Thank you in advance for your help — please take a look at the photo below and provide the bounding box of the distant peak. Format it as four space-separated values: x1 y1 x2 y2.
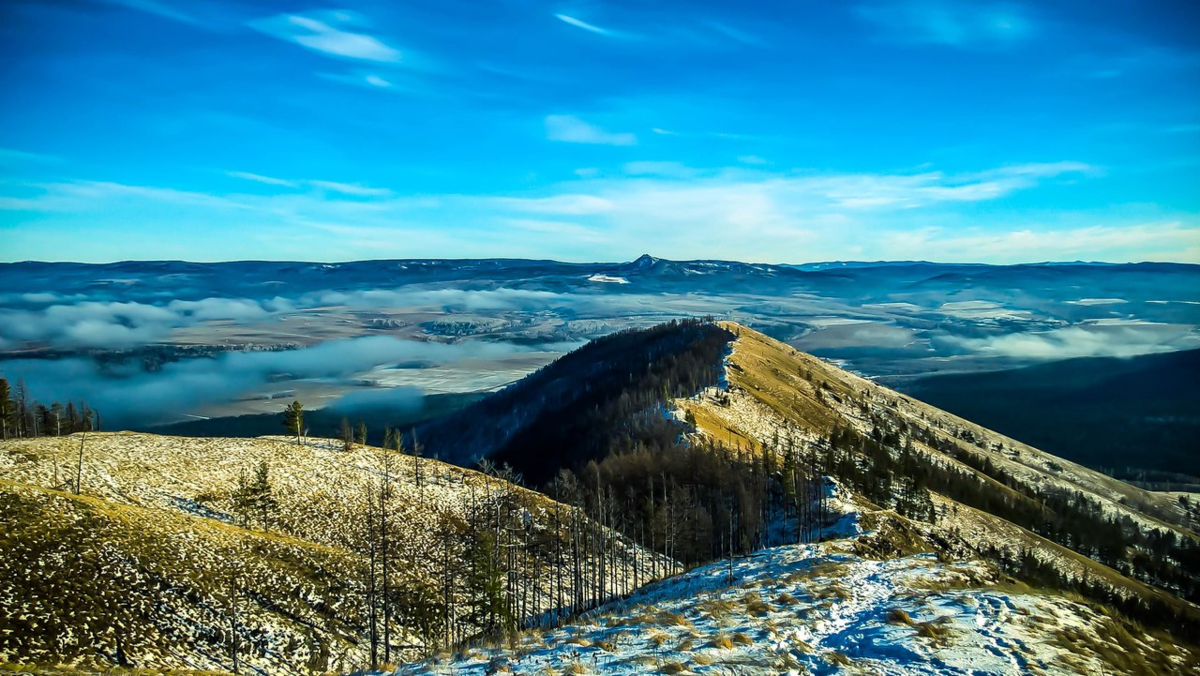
631 253 659 268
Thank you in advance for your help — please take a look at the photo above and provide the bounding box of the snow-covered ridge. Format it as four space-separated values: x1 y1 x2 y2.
388 512 1196 675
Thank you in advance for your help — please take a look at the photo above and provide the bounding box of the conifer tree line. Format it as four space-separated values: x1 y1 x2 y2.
829 389 1200 639
854 398 1200 604
0 377 99 440
321 423 674 669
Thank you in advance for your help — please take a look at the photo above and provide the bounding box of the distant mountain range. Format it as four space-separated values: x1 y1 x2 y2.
2 256 1197 302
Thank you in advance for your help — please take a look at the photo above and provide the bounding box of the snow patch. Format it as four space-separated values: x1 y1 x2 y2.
588 274 630 284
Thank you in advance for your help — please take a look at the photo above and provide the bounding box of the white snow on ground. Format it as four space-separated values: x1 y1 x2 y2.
588 274 630 284
386 521 1158 676
1064 298 1127 306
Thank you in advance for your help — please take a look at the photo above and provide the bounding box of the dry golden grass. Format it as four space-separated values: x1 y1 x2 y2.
679 402 755 448
742 591 772 616
656 611 693 628
697 597 735 619
887 608 914 625
712 323 848 433
0 665 230 676
916 621 949 640
658 662 687 674
707 635 734 650
826 651 852 667
731 632 753 646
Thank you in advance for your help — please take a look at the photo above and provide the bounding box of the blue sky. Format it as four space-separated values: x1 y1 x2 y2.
1 0 1197 263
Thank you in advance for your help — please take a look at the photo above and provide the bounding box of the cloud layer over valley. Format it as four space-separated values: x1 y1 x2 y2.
1 258 1196 427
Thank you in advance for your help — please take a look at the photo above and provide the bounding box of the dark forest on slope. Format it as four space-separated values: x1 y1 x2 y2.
415 318 737 484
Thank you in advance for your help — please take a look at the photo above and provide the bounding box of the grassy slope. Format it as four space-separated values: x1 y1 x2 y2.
0 481 365 675
682 323 1199 620
0 433 669 674
2 432 588 555
702 323 1194 536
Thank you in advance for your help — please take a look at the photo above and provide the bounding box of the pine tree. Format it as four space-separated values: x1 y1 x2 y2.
49 402 63 436
231 461 277 529
341 417 354 451
465 529 512 636
0 378 11 440
65 402 79 434
231 468 254 527
282 400 304 445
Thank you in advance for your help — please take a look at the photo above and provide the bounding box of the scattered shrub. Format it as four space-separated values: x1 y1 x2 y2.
887 608 914 625
708 635 734 649
826 651 852 666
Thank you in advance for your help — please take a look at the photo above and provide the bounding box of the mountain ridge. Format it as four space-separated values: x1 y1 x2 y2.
3 320 1199 674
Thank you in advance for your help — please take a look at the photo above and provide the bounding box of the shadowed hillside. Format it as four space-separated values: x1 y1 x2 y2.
903 349 1200 481
416 318 736 484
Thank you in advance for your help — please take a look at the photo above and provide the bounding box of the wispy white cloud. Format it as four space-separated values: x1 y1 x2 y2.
100 0 200 26
546 115 637 146
856 1 1034 48
554 13 630 39
812 161 1095 208
506 218 609 244
308 180 393 197
0 148 61 165
1073 46 1200 80
252 12 401 63
6 161 1192 265
0 180 241 212
623 161 698 178
480 160 1159 262
225 171 297 187
706 21 766 47
316 70 417 92
878 221 1200 264
494 194 615 215
1166 124 1200 134
224 172 391 197
949 324 1193 359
